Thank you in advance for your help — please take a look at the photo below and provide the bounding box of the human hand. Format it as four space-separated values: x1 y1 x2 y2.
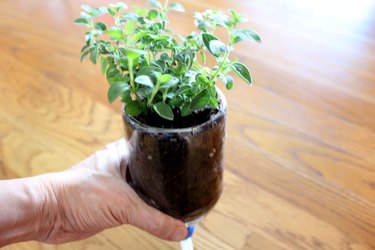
34 138 187 244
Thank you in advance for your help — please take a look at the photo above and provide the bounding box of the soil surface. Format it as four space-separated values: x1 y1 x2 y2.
135 107 219 128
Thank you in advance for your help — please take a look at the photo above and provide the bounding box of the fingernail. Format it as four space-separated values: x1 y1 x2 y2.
185 225 195 239
171 225 188 241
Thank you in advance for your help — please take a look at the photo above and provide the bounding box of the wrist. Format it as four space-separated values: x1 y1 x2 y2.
31 173 60 243
0 177 45 246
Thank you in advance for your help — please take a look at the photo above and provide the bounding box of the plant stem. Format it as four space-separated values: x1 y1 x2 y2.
162 0 169 30
147 78 160 106
89 18 94 30
128 62 138 99
163 91 167 102
164 0 169 10
147 50 152 65
209 51 229 83
115 10 120 27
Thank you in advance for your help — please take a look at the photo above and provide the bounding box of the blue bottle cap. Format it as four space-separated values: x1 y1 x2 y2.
185 225 195 239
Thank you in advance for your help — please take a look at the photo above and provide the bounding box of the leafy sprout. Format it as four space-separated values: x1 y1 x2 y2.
74 0 261 121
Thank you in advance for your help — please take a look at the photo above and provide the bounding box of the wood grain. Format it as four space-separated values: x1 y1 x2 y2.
1 0 375 249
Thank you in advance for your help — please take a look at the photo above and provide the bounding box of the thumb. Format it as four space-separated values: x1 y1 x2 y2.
126 189 188 241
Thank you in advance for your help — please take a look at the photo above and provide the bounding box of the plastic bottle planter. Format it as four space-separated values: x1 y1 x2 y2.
123 90 227 222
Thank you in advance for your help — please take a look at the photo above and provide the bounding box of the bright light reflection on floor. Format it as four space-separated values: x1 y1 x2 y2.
294 0 374 26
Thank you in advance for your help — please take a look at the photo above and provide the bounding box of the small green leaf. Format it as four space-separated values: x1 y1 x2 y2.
125 20 135 35
116 2 128 9
180 102 192 117
80 49 90 62
121 90 132 104
74 17 89 26
108 82 130 103
223 75 234 90
131 31 151 43
173 62 187 75
148 9 159 19
80 11 92 19
191 89 210 111
80 44 89 53
122 12 138 20
135 75 154 88
229 9 248 24
153 102 174 120
208 85 217 97
125 101 143 117
209 96 219 108
147 0 163 9
89 47 98 64
100 57 107 75
106 64 121 80
109 2 128 11
134 6 148 16
90 29 101 37
160 77 179 89
136 66 162 78
95 22 107 31
85 33 93 44
126 49 142 67
176 85 191 95
119 18 127 25
196 74 209 84
230 62 252 85
193 12 209 32
98 7 109 13
165 92 175 99
160 53 171 61
81 4 92 12
169 3 185 12
209 40 227 57
209 13 231 27
169 95 183 107
81 5 102 17
202 33 220 56
159 74 172 83
105 28 123 40
232 29 261 44
107 7 116 16
153 23 163 32
137 17 146 24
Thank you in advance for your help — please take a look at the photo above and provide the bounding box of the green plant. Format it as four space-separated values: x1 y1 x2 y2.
74 1 261 121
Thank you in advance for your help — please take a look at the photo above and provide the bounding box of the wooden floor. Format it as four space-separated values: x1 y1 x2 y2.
1 0 375 249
